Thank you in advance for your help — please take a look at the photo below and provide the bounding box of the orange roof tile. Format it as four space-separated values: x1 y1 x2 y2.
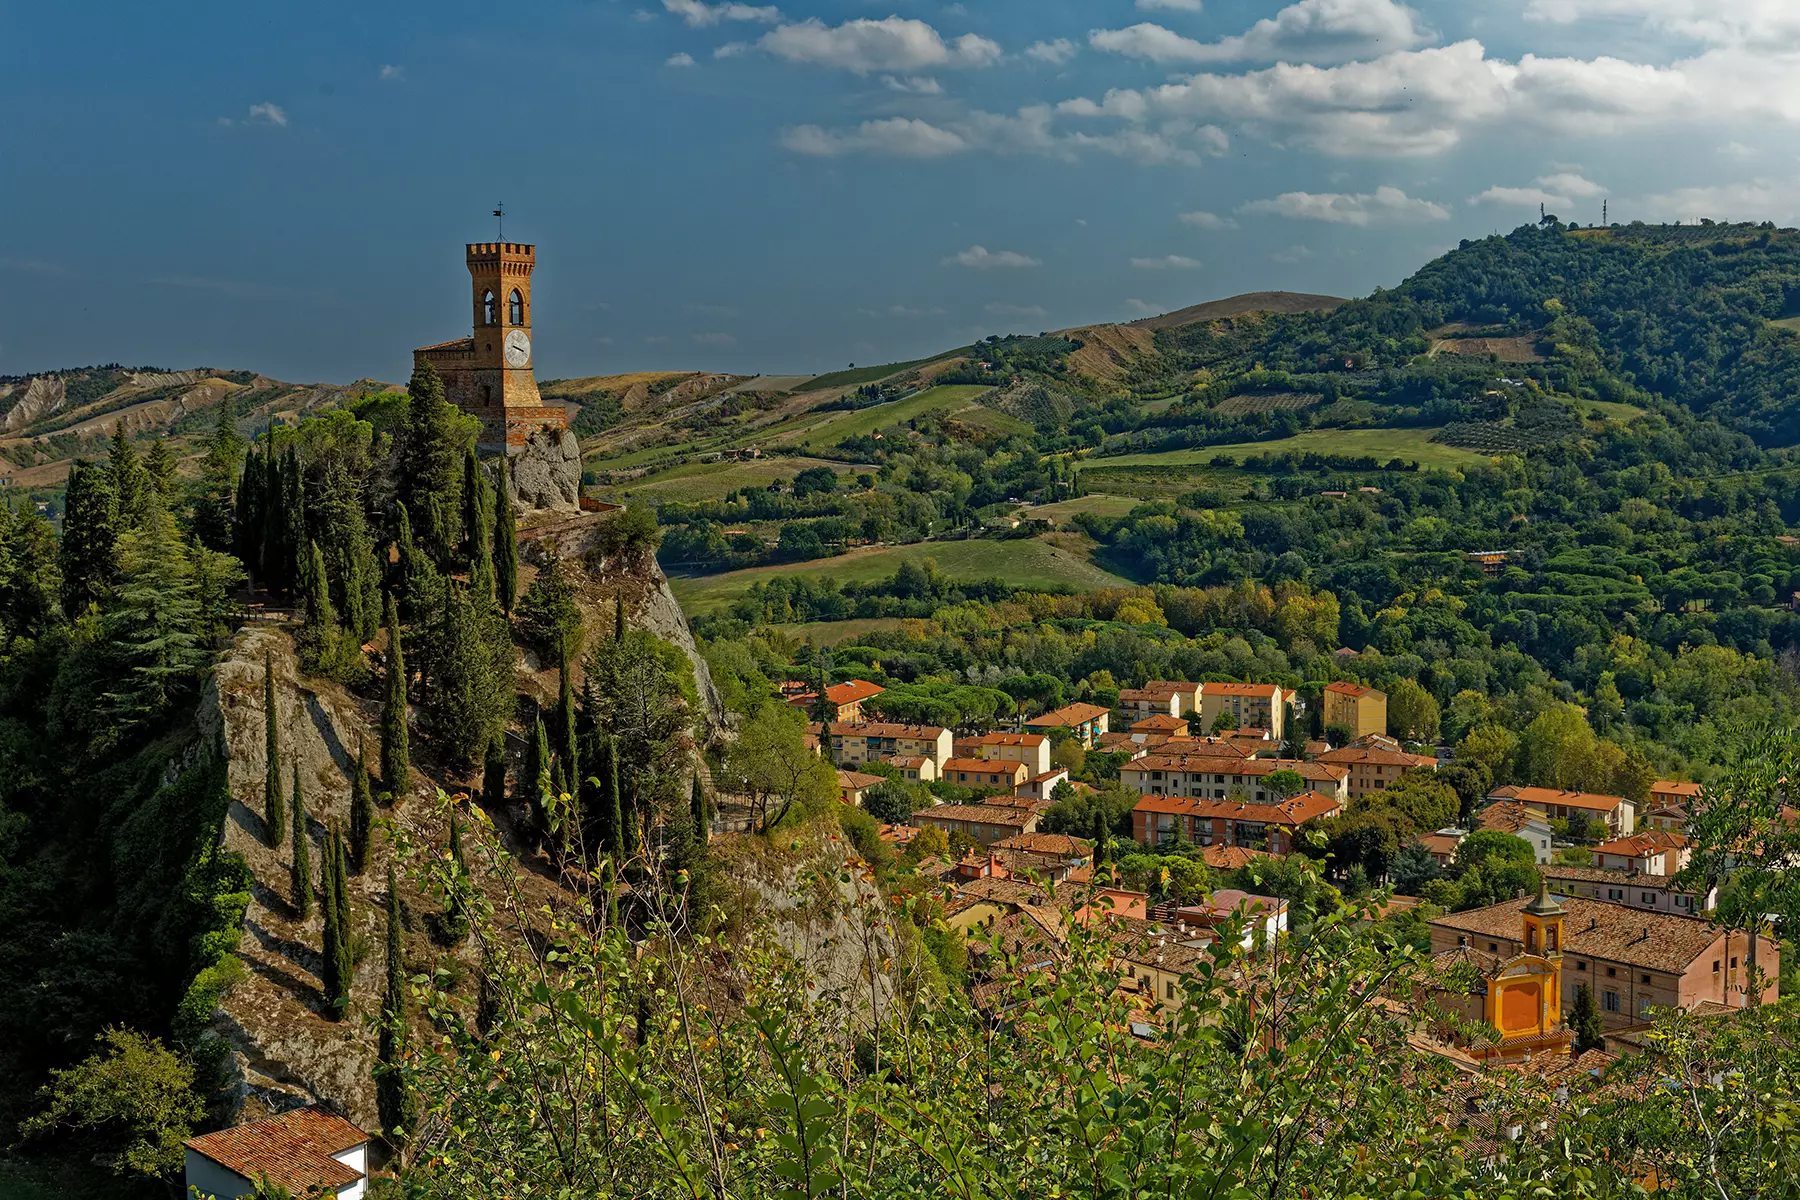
1026 701 1110 726
1489 785 1628 813
975 731 1048 747
1323 680 1379 698
185 1107 367 1196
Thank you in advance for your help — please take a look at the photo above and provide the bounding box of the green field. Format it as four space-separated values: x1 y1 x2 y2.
1098 427 1494 471
767 617 911 644
787 385 1001 450
1576 399 1646 421
1028 494 1145 521
804 351 967 392
670 535 1132 614
604 455 858 504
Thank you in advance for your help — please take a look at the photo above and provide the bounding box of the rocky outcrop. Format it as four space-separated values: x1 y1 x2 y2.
3 375 66 432
508 427 582 512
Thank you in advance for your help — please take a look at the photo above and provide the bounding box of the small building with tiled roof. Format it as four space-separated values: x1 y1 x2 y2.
913 802 1041 846
881 753 937 783
1315 742 1438 799
1118 687 1181 721
1120 753 1348 806
1013 767 1070 803
184 1106 369 1200
1197 844 1276 870
1429 893 1776 1030
1477 800 1555 864
1023 701 1111 747
786 679 885 723
1487 784 1636 837
993 832 1092 861
972 730 1052 775
1141 680 1204 716
1650 779 1702 811
1415 828 1466 867
822 720 952 767
1593 830 1689 875
1539 863 1715 916
1131 789 1342 855
1321 680 1386 740
835 768 886 806
1131 713 1190 736
942 757 1030 791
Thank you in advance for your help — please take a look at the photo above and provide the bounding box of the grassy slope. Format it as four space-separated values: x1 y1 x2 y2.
669 535 1131 613
1028 494 1145 521
606 455 858 504
805 351 967 392
787 385 1000 450
1097 427 1495 471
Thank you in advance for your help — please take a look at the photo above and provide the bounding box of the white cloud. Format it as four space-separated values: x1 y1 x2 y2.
666 52 697 67
1131 254 1204 269
1272 244 1314 263
1241 186 1449 225
1638 178 1800 224
379 64 405 81
1469 172 1604 208
1178 209 1237 229
1092 0 1428 66
1524 0 1800 48
228 102 287 127
944 246 1041 269
759 16 1000 73
986 303 1049 316
692 331 738 346
883 74 943 94
781 117 969 157
1138 0 1205 11
1025 38 1078 65
663 0 779 28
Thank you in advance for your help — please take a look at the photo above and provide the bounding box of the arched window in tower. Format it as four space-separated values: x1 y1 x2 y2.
482 290 497 325
508 289 524 325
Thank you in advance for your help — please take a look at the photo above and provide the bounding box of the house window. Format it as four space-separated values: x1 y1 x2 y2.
1641 974 1651 985
1677 895 1692 909
1165 980 1176 1000
1457 935 1468 947
1602 990 1620 1012
1575 960 1587 971
1641 893 1654 904
1487 942 1498 953
1607 888 1623 900
1731 957 1739 970
1606 966 1616 977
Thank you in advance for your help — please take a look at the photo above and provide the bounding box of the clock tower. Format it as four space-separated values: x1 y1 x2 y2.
414 241 568 453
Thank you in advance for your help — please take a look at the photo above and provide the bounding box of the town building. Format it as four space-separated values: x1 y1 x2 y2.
1131 714 1190 738
1429 892 1777 1031
1427 882 1573 1061
1120 753 1349 804
836 769 885 806
1538 864 1715 916
1014 768 1070 804
1143 680 1205 717
787 680 886 723
1477 800 1556 864
1196 682 1290 741
882 754 937 783
1416 828 1467 868
185 1107 370 1200
1118 688 1180 721
1321 680 1387 740
1024 701 1111 747
1650 779 1702 811
1486 784 1637 837
822 721 952 767
1315 742 1438 799
972 731 1053 775
1592 830 1689 875
1131 790 1343 855
942 757 1030 791
914 803 1042 847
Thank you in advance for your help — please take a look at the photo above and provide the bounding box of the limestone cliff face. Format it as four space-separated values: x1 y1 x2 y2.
507 428 583 513
2 375 66 432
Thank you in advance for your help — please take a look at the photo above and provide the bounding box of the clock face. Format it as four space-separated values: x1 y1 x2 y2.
503 329 531 367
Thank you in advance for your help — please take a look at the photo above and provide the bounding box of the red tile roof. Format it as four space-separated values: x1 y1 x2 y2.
993 833 1093 858
826 720 948 739
944 757 1027 778
1316 745 1437 768
1199 844 1275 869
1132 715 1188 732
1027 701 1110 726
836 769 885 791
1204 682 1284 698
916 804 1038 828
1126 753 1346 783
1652 780 1702 797
1479 800 1549 835
1593 830 1687 857
1429 897 1735 974
1323 680 1378 698
975 731 1048 748
185 1107 367 1196
1488 785 1628 813
827 680 885 704
1133 791 1341 826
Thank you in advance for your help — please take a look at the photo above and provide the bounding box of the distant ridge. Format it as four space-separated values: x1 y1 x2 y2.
1125 291 1346 330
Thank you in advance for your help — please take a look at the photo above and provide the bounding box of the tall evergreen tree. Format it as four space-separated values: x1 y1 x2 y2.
462 447 493 598
191 397 244 552
1571 984 1605 1054
691 772 709 839
108 425 150 531
493 457 518 615
142 437 178 505
321 824 348 1019
301 541 339 650
422 582 511 766
278 447 308 597
520 708 551 812
264 654 285 844
401 361 464 568
58 459 119 618
558 643 579 790
604 735 626 865
377 865 418 1143
103 494 207 719
614 592 626 642
380 593 410 800
393 502 442 623
482 731 507 812
350 740 374 873
290 766 312 920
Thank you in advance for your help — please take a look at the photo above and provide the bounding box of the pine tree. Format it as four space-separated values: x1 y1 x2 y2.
443 810 470 942
321 823 345 1018
401 361 464 569
482 731 507 811
278 447 308 597
301 541 339 654
422 582 510 766
233 439 263 586
614 592 626 642
393 502 442 623
349 740 374 873
142 437 178 506
557 643 579 789
58 459 119 618
103 494 207 719
691 771 709 839
522 709 551 811
1571 984 1605 1054
108 425 150 531
377 865 417 1142
492 456 518 614
605 735 626 865
264 654 285 844
380 594 410 801
191 397 244 552
290 767 312 920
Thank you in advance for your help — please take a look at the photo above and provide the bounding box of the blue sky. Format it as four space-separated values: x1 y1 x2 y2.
6 0 1800 383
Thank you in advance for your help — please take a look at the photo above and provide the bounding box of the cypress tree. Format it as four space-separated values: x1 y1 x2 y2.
482 730 507 812
462 447 493 578
191 398 244 552
444 811 470 942
377 865 417 1142
520 708 550 810
301 540 339 654
108 424 149 530
557 643 579 789
264 654 285 844
614 592 626 642
493 457 518 614
605 736 626 865
234 442 265 580
290 766 311 920
1571 984 1605 1054
281 447 308 596
394 502 442 623
58 459 119 618
691 772 709 839
321 823 344 1018
350 740 374 873
402 361 464 568
380 593 410 801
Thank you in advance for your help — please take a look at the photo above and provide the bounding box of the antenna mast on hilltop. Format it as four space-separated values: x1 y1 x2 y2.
493 202 505 243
